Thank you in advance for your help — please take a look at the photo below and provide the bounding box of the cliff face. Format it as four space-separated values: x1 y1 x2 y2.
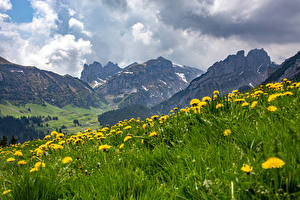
0 57 104 108
95 57 203 108
155 49 278 113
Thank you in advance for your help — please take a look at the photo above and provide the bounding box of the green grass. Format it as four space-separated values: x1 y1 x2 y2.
0 81 299 199
0 102 110 134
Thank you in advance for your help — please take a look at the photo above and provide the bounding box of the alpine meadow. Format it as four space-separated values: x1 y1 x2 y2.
0 80 299 199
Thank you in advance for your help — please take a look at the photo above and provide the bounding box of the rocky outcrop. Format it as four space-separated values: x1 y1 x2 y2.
155 49 278 113
80 61 122 87
95 57 203 108
264 51 300 83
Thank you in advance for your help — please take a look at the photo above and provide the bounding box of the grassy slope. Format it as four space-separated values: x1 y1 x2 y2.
0 102 110 134
0 81 299 199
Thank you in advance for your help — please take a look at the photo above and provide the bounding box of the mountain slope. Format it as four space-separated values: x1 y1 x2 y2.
95 57 203 108
0 57 105 108
155 49 277 113
264 51 300 83
80 61 122 88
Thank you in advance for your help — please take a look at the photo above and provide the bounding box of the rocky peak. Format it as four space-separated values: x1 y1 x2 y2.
0 56 12 65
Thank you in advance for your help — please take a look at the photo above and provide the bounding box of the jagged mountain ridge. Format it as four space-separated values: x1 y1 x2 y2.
95 57 203 108
155 48 278 113
80 61 122 88
0 57 105 108
264 51 300 83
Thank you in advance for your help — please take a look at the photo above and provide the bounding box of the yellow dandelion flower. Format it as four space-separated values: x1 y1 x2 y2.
283 91 293 96
30 167 39 173
124 125 132 130
216 103 224 109
242 102 249 107
18 160 27 166
251 101 258 108
262 157 285 169
50 131 58 136
268 93 281 102
14 150 23 157
62 156 73 164
119 143 124 149
44 135 51 140
267 106 277 112
141 139 144 144
34 161 46 169
213 90 220 95
224 129 231 136
151 115 159 120
98 144 112 151
149 131 158 137
124 135 132 142
2 189 11 195
142 124 147 129
232 90 238 93
190 99 201 106
6 157 15 162
202 96 211 102
241 164 253 173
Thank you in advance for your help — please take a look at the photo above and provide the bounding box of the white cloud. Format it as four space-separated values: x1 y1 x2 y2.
132 22 153 45
69 17 91 36
0 0 12 11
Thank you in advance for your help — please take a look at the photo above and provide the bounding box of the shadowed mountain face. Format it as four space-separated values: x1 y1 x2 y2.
0 57 104 108
80 61 122 88
264 51 300 83
155 49 278 113
94 57 203 108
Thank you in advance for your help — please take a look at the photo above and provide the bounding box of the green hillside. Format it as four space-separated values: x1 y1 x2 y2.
0 80 299 199
0 102 110 137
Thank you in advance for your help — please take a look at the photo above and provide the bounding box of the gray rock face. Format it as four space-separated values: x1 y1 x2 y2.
80 61 122 87
95 57 203 108
155 48 278 113
264 51 300 83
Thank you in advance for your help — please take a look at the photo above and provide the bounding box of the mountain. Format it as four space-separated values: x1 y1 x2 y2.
80 61 122 88
0 57 105 108
155 49 277 113
95 57 203 108
264 51 300 83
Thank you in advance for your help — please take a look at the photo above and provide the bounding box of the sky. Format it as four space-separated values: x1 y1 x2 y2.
0 0 299 77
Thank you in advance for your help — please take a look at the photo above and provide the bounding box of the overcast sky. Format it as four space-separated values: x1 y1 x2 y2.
0 0 299 77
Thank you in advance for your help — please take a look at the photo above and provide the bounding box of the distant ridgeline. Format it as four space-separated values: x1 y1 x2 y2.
0 115 59 146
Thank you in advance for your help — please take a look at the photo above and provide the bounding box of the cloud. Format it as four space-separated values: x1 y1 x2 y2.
0 0 12 11
131 22 153 45
0 0 299 78
152 0 300 44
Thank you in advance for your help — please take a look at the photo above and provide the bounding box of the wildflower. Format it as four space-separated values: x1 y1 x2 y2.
124 135 132 142
14 150 23 157
267 106 277 112
6 157 15 162
283 91 293 96
241 164 253 173
50 131 58 136
242 102 249 107
283 78 288 82
251 101 258 108
190 99 201 106
268 93 282 102
149 131 158 137
44 135 51 140
116 131 123 135
62 156 73 164
202 96 211 102
216 103 224 109
151 115 159 120
142 124 147 129
232 90 238 93
224 129 231 136
18 160 27 166
124 126 132 130
262 157 285 169
119 143 124 149
2 189 11 195
98 144 112 151
141 139 144 144
30 167 39 173
34 161 46 169
234 98 245 102
213 90 220 95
